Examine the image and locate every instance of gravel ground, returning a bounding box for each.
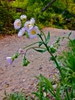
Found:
[0,27,75,99]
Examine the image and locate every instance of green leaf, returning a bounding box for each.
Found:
[55,37,60,43]
[22,56,30,66]
[35,76,40,80]
[50,56,55,61]
[45,32,50,44]
[68,32,72,38]
[22,60,30,66]
[50,47,56,53]
[12,53,19,59]
[72,77,75,95]
[40,74,54,91]
[38,41,43,47]
[32,92,40,98]
[33,48,47,53]
[28,96,31,100]
[56,87,62,100]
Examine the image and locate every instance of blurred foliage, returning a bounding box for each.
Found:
[0,0,75,34]
[0,0,15,34]
[3,90,32,100]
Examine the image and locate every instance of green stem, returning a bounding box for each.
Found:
[40,30,46,40]
[48,88,60,100]
[39,34,70,100]
[45,43,65,83]
[45,46,70,100]
[23,41,40,49]
[48,88,56,98]
[46,44,70,100]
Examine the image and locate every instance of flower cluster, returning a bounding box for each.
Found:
[6,15,40,66]
[14,15,40,38]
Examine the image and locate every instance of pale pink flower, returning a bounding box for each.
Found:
[18,48,26,54]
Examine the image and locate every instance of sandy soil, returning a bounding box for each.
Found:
[0,27,75,99]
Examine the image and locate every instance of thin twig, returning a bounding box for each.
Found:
[41,0,56,12]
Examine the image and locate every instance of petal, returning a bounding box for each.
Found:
[6,57,13,65]
[18,27,26,37]
[28,26,40,38]
[20,15,27,20]
[30,18,35,24]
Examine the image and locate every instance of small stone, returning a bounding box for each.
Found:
[38,65,42,70]
[5,65,8,67]
[28,85,32,89]
[23,79,26,82]
[13,65,15,67]
[0,88,2,91]
[5,84,9,88]
[11,88,15,91]
[31,83,34,85]
[31,55,33,57]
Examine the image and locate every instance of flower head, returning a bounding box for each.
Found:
[24,21,33,31]
[6,57,13,65]
[20,15,27,20]
[28,26,40,38]
[14,19,21,29]
[19,48,26,55]
[18,27,26,37]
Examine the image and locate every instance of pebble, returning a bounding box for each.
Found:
[5,83,9,88]
[23,79,26,82]
[0,88,2,91]
[38,65,42,70]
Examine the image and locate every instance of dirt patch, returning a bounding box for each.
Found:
[0,28,75,99]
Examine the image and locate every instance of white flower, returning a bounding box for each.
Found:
[28,26,40,38]
[24,21,33,31]
[6,57,13,65]
[20,15,27,20]
[18,48,26,54]
[30,18,35,25]
[18,27,26,37]
[14,19,21,29]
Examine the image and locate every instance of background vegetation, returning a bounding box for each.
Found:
[0,0,75,34]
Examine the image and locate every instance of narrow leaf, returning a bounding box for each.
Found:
[45,32,50,44]
[38,41,43,47]
[50,47,56,53]
[72,77,75,95]
[68,32,72,38]
[32,92,40,98]
[40,75,54,91]
[33,48,47,53]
